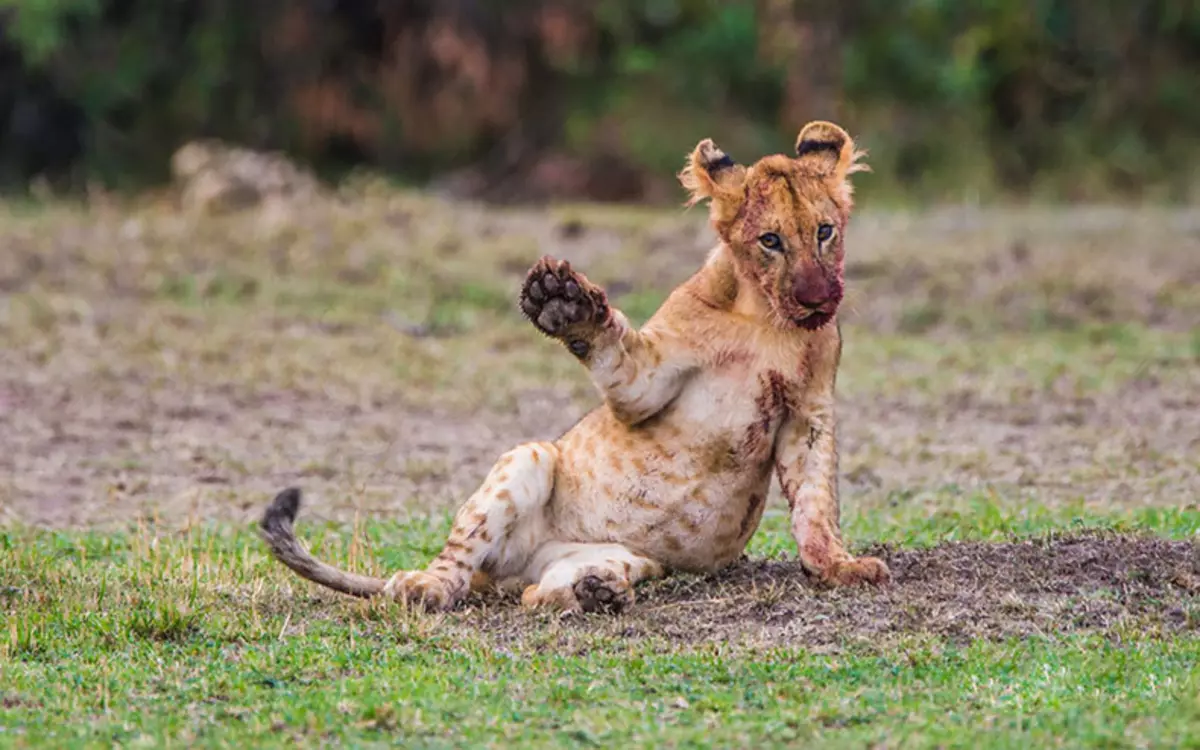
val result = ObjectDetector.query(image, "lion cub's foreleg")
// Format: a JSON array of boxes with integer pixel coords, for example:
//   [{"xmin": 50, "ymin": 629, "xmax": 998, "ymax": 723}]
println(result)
[
  {"xmin": 519, "ymin": 542, "xmax": 665, "ymax": 614},
  {"xmin": 383, "ymin": 442, "xmax": 557, "ymax": 610},
  {"xmin": 519, "ymin": 256, "xmax": 695, "ymax": 425},
  {"xmin": 775, "ymin": 408, "xmax": 890, "ymax": 587}
]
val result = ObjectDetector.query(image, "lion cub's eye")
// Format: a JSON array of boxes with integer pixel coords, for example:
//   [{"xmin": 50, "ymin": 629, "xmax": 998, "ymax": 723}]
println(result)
[
  {"xmin": 758, "ymin": 232, "xmax": 783, "ymax": 252},
  {"xmin": 816, "ymin": 224, "xmax": 835, "ymax": 243}
]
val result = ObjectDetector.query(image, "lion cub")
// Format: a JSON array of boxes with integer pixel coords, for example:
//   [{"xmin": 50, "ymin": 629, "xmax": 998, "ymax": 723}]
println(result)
[{"xmin": 261, "ymin": 120, "xmax": 890, "ymax": 613}]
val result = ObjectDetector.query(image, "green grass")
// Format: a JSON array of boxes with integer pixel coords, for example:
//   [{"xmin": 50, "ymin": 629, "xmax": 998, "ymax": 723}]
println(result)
[
  {"xmin": 3, "ymin": 501, "xmax": 1199, "ymax": 747},
  {"xmin": 750, "ymin": 494, "xmax": 1200, "ymax": 558},
  {"xmin": 5, "ymin": 634, "xmax": 1199, "ymax": 748}
]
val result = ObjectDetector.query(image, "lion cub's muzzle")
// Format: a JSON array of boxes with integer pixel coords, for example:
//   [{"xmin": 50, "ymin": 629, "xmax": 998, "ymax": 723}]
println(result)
[{"xmin": 789, "ymin": 272, "xmax": 843, "ymax": 329}]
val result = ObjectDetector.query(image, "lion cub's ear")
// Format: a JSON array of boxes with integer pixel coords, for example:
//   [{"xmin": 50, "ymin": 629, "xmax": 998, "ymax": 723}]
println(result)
[
  {"xmin": 794, "ymin": 121, "xmax": 869, "ymax": 186},
  {"xmin": 678, "ymin": 138, "xmax": 746, "ymax": 225}
]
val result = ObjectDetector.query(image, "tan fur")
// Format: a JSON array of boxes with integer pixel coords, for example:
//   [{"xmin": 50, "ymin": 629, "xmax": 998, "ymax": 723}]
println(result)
[{"xmin": 260, "ymin": 120, "xmax": 890, "ymax": 614}]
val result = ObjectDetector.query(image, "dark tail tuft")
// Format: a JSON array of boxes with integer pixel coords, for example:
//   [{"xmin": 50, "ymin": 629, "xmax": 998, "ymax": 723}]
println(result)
[
  {"xmin": 262, "ymin": 487, "xmax": 302, "ymax": 535},
  {"xmin": 257, "ymin": 486, "xmax": 387, "ymax": 599}
]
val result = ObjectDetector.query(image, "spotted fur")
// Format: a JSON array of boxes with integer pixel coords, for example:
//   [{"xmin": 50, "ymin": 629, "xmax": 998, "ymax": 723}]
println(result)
[{"xmin": 260, "ymin": 120, "xmax": 889, "ymax": 614}]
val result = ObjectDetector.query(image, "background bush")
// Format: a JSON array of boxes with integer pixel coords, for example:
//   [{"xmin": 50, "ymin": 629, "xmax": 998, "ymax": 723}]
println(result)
[{"xmin": 1, "ymin": 0, "xmax": 1198, "ymax": 203}]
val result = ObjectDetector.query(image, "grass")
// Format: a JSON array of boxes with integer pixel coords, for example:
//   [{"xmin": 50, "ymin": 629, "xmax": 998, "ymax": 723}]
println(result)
[
  {"xmin": 6, "ymin": 635, "xmax": 1200, "ymax": 747},
  {"xmin": 2, "ymin": 187, "xmax": 1199, "ymax": 746},
  {"xmin": 3, "ymin": 503, "xmax": 1199, "ymax": 747}
]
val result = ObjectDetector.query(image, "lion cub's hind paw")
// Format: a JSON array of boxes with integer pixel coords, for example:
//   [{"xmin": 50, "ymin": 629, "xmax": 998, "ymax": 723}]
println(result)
[
  {"xmin": 572, "ymin": 568, "xmax": 635, "ymax": 614},
  {"xmin": 382, "ymin": 570, "xmax": 462, "ymax": 612},
  {"xmin": 520, "ymin": 566, "xmax": 635, "ymax": 615}
]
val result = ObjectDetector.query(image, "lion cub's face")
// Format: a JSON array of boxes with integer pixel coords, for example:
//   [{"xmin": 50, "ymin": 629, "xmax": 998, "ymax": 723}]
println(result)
[{"xmin": 678, "ymin": 121, "xmax": 868, "ymax": 329}]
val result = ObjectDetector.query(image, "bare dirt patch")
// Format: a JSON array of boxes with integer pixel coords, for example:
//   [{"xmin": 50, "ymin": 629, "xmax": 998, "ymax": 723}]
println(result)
[{"xmin": 451, "ymin": 532, "xmax": 1199, "ymax": 649}]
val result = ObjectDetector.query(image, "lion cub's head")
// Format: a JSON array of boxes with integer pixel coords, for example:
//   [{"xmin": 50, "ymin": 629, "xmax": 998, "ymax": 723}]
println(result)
[{"xmin": 679, "ymin": 121, "xmax": 868, "ymax": 330}]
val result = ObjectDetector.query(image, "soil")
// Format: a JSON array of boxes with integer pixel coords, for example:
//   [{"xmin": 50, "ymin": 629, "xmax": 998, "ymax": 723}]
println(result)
[{"xmin": 451, "ymin": 532, "xmax": 1200, "ymax": 649}]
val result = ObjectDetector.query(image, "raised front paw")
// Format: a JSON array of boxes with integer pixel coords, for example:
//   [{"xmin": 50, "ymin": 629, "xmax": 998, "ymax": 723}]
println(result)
[{"xmin": 518, "ymin": 256, "xmax": 609, "ymax": 352}]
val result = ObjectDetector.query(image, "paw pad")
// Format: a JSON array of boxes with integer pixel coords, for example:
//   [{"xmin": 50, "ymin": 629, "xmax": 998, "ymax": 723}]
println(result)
[
  {"xmin": 572, "ymin": 571, "xmax": 633, "ymax": 614},
  {"xmin": 519, "ymin": 256, "xmax": 609, "ymax": 344}
]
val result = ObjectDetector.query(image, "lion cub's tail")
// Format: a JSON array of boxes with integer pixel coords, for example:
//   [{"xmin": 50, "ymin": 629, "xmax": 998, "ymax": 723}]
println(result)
[{"xmin": 259, "ymin": 487, "xmax": 387, "ymax": 599}]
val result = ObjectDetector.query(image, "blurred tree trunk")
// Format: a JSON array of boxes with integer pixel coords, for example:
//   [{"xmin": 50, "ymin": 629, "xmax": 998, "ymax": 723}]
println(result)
[{"xmin": 757, "ymin": 0, "xmax": 844, "ymax": 129}]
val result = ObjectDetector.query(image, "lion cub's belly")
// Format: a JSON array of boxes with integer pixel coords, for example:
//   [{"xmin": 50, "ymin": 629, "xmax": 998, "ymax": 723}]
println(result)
[{"xmin": 550, "ymin": 372, "xmax": 789, "ymax": 572}]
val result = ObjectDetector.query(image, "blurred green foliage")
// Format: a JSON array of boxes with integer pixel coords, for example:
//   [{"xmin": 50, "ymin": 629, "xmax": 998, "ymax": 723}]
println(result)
[
  {"xmin": 1, "ymin": 0, "xmax": 1198, "ymax": 202},
  {"xmin": 0, "ymin": 0, "xmax": 99, "ymax": 64}
]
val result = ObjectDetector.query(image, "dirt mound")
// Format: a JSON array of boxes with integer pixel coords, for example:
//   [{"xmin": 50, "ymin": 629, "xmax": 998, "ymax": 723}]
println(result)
[{"xmin": 466, "ymin": 532, "xmax": 1199, "ymax": 648}]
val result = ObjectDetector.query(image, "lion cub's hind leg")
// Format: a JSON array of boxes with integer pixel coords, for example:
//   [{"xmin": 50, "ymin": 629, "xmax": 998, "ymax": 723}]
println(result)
[
  {"xmin": 520, "ymin": 543, "xmax": 666, "ymax": 614},
  {"xmin": 384, "ymin": 442, "xmax": 557, "ymax": 610}
]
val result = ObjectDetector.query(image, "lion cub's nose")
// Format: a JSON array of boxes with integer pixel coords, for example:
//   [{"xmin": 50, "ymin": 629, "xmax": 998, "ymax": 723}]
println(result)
[
  {"xmin": 793, "ymin": 287, "xmax": 838, "ymax": 311},
  {"xmin": 791, "ymin": 268, "xmax": 838, "ymax": 310}
]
